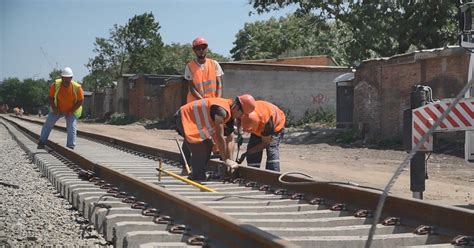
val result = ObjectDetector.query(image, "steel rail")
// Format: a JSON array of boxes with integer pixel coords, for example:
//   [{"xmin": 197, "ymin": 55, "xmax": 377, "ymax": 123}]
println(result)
[
  {"xmin": 5, "ymin": 115, "xmax": 474, "ymax": 239},
  {"xmin": 1, "ymin": 115, "xmax": 294, "ymax": 247}
]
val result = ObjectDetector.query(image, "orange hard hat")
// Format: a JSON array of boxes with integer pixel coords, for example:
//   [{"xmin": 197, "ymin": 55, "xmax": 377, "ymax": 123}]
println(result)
[
  {"xmin": 192, "ymin": 37, "xmax": 208, "ymax": 48},
  {"xmin": 236, "ymin": 94, "xmax": 256, "ymax": 115},
  {"xmin": 241, "ymin": 112, "xmax": 259, "ymax": 133}
]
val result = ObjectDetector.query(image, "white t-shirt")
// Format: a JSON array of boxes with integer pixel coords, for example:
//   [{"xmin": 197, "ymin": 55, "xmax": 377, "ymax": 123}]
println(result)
[{"xmin": 184, "ymin": 59, "xmax": 224, "ymax": 80}]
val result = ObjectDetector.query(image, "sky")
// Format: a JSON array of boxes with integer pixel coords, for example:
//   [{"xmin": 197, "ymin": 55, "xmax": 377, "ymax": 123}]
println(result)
[{"xmin": 1, "ymin": 0, "xmax": 297, "ymax": 82}]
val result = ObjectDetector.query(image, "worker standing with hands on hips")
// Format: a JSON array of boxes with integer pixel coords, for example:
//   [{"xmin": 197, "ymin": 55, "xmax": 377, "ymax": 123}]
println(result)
[
  {"xmin": 175, "ymin": 94, "xmax": 256, "ymax": 181},
  {"xmin": 237, "ymin": 101, "xmax": 286, "ymax": 172},
  {"xmin": 37, "ymin": 67, "xmax": 84, "ymax": 150}
]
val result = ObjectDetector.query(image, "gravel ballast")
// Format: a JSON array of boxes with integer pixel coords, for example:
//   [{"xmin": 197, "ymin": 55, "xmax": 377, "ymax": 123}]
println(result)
[{"xmin": 0, "ymin": 124, "xmax": 108, "ymax": 247}]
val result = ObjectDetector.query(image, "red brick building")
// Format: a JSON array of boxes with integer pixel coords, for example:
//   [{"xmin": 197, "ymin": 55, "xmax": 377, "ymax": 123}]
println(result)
[{"xmin": 353, "ymin": 46, "xmax": 470, "ymax": 142}]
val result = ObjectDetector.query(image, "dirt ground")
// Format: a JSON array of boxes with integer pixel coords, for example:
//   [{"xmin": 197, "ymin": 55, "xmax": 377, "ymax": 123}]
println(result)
[{"xmin": 25, "ymin": 116, "xmax": 474, "ymax": 209}]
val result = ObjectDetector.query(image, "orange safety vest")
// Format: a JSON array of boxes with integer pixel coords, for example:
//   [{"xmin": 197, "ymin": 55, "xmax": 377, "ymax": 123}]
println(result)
[
  {"xmin": 245, "ymin": 101, "xmax": 285, "ymax": 137},
  {"xmin": 186, "ymin": 59, "xmax": 218, "ymax": 103},
  {"xmin": 52, "ymin": 79, "xmax": 83, "ymax": 118},
  {"xmin": 180, "ymin": 98, "xmax": 232, "ymax": 144}
]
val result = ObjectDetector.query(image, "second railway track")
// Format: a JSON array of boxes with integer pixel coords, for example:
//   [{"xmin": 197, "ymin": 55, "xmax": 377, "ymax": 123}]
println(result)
[{"xmin": 1, "ymin": 114, "xmax": 473, "ymax": 248}]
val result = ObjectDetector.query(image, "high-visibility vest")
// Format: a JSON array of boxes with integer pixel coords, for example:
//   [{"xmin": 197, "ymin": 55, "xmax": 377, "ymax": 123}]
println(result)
[
  {"xmin": 186, "ymin": 59, "xmax": 218, "ymax": 103},
  {"xmin": 52, "ymin": 79, "xmax": 83, "ymax": 119},
  {"xmin": 247, "ymin": 101, "xmax": 285, "ymax": 137},
  {"xmin": 180, "ymin": 98, "xmax": 231, "ymax": 144}
]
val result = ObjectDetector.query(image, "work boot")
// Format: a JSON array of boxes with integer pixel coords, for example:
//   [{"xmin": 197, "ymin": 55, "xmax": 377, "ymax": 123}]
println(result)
[{"xmin": 37, "ymin": 142, "xmax": 45, "ymax": 149}]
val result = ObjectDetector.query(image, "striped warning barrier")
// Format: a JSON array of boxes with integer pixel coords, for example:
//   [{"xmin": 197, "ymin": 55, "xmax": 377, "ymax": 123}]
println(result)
[{"xmin": 412, "ymin": 98, "xmax": 474, "ymax": 151}]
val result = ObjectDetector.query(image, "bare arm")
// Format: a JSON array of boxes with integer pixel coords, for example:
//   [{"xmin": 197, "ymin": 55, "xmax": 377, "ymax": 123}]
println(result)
[
  {"xmin": 246, "ymin": 135, "xmax": 272, "ymax": 155},
  {"xmin": 188, "ymin": 80, "xmax": 203, "ymax": 100},
  {"xmin": 214, "ymin": 115, "xmax": 228, "ymax": 160},
  {"xmin": 216, "ymin": 76, "xmax": 222, "ymax": 97},
  {"xmin": 48, "ymin": 97, "xmax": 57, "ymax": 113},
  {"xmin": 71, "ymin": 100, "xmax": 83, "ymax": 112}
]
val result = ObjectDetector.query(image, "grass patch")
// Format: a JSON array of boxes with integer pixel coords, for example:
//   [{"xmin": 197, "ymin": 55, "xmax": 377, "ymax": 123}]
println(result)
[{"xmin": 336, "ymin": 128, "xmax": 359, "ymax": 144}]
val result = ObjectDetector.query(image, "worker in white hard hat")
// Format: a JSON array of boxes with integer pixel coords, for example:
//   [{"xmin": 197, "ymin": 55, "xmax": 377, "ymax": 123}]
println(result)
[{"xmin": 37, "ymin": 67, "xmax": 84, "ymax": 149}]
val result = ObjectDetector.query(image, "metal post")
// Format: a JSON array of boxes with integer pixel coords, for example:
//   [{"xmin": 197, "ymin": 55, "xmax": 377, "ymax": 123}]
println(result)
[{"xmin": 409, "ymin": 85, "xmax": 427, "ymax": 199}]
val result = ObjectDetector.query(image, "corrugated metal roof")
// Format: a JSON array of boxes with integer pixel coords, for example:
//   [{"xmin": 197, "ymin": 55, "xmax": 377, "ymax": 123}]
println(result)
[{"xmin": 333, "ymin": 72, "xmax": 354, "ymax": 83}]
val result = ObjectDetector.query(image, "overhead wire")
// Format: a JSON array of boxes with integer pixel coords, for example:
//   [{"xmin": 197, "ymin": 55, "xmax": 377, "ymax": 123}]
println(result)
[{"xmin": 365, "ymin": 77, "xmax": 474, "ymax": 248}]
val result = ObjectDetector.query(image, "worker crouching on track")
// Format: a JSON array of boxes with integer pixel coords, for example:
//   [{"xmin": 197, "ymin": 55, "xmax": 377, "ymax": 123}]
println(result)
[
  {"xmin": 237, "ymin": 101, "xmax": 286, "ymax": 172},
  {"xmin": 175, "ymin": 95, "xmax": 256, "ymax": 181},
  {"xmin": 37, "ymin": 67, "xmax": 83, "ymax": 150}
]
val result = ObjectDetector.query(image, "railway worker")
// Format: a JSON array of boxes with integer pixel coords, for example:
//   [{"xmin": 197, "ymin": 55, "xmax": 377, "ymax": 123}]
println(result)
[
  {"xmin": 184, "ymin": 36, "xmax": 223, "ymax": 103},
  {"xmin": 237, "ymin": 100, "xmax": 286, "ymax": 172},
  {"xmin": 182, "ymin": 37, "xmax": 225, "ymax": 163},
  {"xmin": 175, "ymin": 94, "xmax": 256, "ymax": 181},
  {"xmin": 37, "ymin": 67, "xmax": 84, "ymax": 150}
]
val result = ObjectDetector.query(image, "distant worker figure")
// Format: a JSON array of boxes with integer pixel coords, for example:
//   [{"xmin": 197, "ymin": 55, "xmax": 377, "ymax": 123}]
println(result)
[
  {"xmin": 175, "ymin": 95, "xmax": 256, "ymax": 181},
  {"xmin": 184, "ymin": 37, "xmax": 224, "ymax": 103},
  {"xmin": 237, "ymin": 101, "xmax": 286, "ymax": 172},
  {"xmin": 13, "ymin": 107, "xmax": 19, "ymax": 116},
  {"xmin": 37, "ymin": 67, "xmax": 84, "ymax": 149}
]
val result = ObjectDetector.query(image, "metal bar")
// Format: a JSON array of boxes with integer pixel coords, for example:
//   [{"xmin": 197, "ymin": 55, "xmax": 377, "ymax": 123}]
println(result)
[
  {"xmin": 175, "ymin": 138, "xmax": 191, "ymax": 174},
  {"xmin": 155, "ymin": 167, "xmax": 216, "ymax": 193},
  {"xmin": 2, "ymin": 116, "xmax": 292, "ymax": 247}
]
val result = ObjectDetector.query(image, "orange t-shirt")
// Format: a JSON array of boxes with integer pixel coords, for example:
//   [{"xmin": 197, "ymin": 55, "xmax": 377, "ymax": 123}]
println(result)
[{"xmin": 48, "ymin": 82, "xmax": 84, "ymax": 113}]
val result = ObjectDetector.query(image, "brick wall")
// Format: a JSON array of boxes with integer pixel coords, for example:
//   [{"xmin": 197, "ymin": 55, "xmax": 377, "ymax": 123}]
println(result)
[{"xmin": 354, "ymin": 47, "xmax": 469, "ymax": 142}]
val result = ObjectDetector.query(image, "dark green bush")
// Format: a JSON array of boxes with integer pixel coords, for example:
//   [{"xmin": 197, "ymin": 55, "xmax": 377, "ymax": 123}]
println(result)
[
  {"xmin": 336, "ymin": 128, "xmax": 359, "ymax": 144},
  {"xmin": 296, "ymin": 109, "xmax": 336, "ymax": 127}
]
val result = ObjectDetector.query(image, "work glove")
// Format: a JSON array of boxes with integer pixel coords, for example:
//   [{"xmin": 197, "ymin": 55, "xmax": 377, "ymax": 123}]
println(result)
[
  {"xmin": 224, "ymin": 159, "xmax": 239, "ymax": 174},
  {"xmin": 237, "ymin": 133, "xmax": 243, "ymax": 147},
  {"xmin": 236, "ymin": 152, "xmax": 247, "ymax": 164}
]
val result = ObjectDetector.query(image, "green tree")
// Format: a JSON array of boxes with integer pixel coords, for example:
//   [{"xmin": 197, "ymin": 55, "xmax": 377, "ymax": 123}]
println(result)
[
  {"xmin": 86, "ymin": 12, "xmax": 164, "ymax": 90},
  {"xmin": 48, "ymin": 69, "xmax": 62, "ymax": 82},
  {"xmin": 230, "ymin": 14, "xmax": 339, "ymax": 61},
  {"xmin": 0, "ymin": 77, "xmax": 49, "ymax": 113},
  {"xmin": 0, "ymin": 78, "xmax": 22, "ymax": 106},
  {"xmin": 248, "ymin": 1, "xmax": 459, "ymax": 64}
]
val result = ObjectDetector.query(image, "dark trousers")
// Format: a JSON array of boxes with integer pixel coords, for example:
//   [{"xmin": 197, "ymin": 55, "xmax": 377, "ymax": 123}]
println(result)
[
  {"xmin": 175, "ymin": 111, "xmax": 212, "ymax": 181},
  {"xmin": 246, "ymin": 132, "xmax": 284, "ymax": 172}
]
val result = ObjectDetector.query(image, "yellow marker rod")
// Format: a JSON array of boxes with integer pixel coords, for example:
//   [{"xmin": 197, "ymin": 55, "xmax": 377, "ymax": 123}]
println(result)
[
  {"xmin": 155, "ymin": 168, "xmax": 216, "ymax": 193},
  {"xmin": 158, "ymin": 159, "xmax": 162, "ymax": 182}
]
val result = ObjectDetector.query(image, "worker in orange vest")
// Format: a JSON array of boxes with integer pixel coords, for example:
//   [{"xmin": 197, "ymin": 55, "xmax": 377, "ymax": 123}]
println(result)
[
  {"xmin": 184, "ymin": 37, "xmax": 223, "ymax": 103},
  {"xmin": 175, "ymin": 94, "xmax": 256, "ymax": 181},
  {"xmin": 37, "ymin": 67, "xmax": 84, "ymax": 149},
  {"xmin": 183, "ymin": 37, "xmax": 225, "ymax": 164},
  {"xmin": 237, "ymin": 101, "xmax": 286, "ymax": 171}
]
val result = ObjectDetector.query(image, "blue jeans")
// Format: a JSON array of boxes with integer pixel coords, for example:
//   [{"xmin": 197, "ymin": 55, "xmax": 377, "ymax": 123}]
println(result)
[
  {"xmin": 39, "ymin": 112, "xmax": 77, "ymax": 149},
  {"xmin": 246, "ymin": 131, "xmax": 284, "ymax": 172}
]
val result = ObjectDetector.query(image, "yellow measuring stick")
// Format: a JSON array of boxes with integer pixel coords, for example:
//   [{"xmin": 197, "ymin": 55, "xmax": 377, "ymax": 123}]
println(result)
[{"xmin": 155, "ymin": 167, "xmax": 216, "ymax": 193}]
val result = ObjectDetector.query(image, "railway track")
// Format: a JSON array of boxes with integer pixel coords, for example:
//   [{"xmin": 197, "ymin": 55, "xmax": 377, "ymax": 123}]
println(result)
[{"xmin": 1, "ymin": 114, "xmax": 473, "ymax": 248}]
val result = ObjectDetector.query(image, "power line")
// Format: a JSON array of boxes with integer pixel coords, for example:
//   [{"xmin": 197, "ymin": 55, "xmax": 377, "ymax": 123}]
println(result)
[{"xmin": 39, "ymin": 46, "xmax": 58, "ymax": 71}]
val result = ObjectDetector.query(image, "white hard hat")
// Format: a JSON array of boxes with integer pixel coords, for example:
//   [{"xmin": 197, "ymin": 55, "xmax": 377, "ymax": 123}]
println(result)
[{"xmin": 61, "ymin": 67, "xmax": 73, "ymax": 77}]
